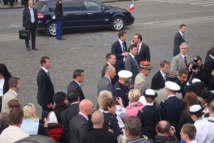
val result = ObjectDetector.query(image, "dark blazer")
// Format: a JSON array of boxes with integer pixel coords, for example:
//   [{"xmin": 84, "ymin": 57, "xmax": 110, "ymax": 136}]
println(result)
[
  {"xmin": 151, "ymin": 71, "xmax": 165, "ymax": 90},
  {"xmin": 111, "ymin": 40, "xmax": 127, "ymax": 72},
  {"xmin": 61, "ymin": 103, "xmax": 79, "ymax": 143},
  {"xmin": 124, "ymin": 54, "xmax": 140, "ymax": 85},
  {"xmin": 37, "ymin": 69, "xmax": 54, "ymax": 106},
  {"xmin": 204, "ymin": 55, "xmax": 214, "ymax": 90},
  {"xmin": 175, "ymin": 79, "xmax": 186, "ymax": 98},
  {"xmin": 97, "ymin": 76, "xmax": 113, "ymax": 95},
  {"xmin": 101, "ymin": 63, "xmax": 118, "ymax": 86},
  {"xmin": 173, "ymin": 32, "xmax": 185, "ymax": 56},
  {"xmin": 55, "ymin": 1, "xmax": 63, "ymax": 20},
  {"xmin": 23, "ymin": 7, "xmax": 38, "ymax": 29},
  {"xmin": 69, "ymin": 114, "xmax": 90, "ymax": 143},
  {"xmin": 136, "ymin": 43, "xmax": 150, "ymax": 64},
  {"xmin": 67, "ymin": 80, "xmax": 85, "ymax": 101},
  {"xmin": 3, "ymin": 77, "xmax": 11, "ymax": 95},
  {"xmin": 159, "ymin": 96, "xmax": 185, "ymax": 129}
]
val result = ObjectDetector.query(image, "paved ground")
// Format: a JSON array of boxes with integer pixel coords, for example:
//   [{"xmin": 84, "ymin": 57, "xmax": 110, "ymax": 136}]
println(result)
[{"xmin": 0, "ymin": 0, "xmax": 214, "ymax": 116}]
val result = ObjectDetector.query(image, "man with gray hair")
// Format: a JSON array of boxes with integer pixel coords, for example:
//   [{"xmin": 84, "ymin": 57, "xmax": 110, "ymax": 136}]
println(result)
[
  {"xmin": 125, "ymin": 117, "xmax": 149, "ymax": 143},
  {"xmin": 170, "ymin": 43, "xmax": 189, "ymax": 75},
  {"xmin": 82, "ymin": 111, "xmax": 117, "ymax": 143}
]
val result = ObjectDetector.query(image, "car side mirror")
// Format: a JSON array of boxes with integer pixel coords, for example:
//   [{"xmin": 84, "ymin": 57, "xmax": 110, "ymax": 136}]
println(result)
[{"xmin": 102, "ymin": 6, "xmax": 108, "ymax": 11}]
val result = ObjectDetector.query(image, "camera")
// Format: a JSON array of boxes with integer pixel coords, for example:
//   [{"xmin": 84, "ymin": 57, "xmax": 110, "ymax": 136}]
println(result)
[{"xmin": 193, "ymin": 57, "xmax": 198, "ymax": 63}]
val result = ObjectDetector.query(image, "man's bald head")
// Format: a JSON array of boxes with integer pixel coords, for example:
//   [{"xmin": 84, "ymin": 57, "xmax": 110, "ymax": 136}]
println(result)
[
  {"xmin": 79, "ymin": 99, "xmax": 94, "ymax": 116},
  {"xmin": 105, "ymin": 66, "xmax": 116, "ymax": 79},
  {"xmin": 91, "ymin": 111, "xmax": 104, "ymax": 126},
  {"xmin": 156, "ymin": 120, "xmax": 170, "ymax": 135}
]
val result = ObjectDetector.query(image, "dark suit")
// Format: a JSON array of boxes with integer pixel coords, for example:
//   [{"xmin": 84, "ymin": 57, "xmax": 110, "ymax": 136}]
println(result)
[
  {"xmin": 111, "ymin": 40, "xmax": 127, "ymax": 72},
  {"xmin": 173, "ymin": 32, "xmax": 185, "ymax": 56},
  {"xmin": 124, "ymin": 54, "xmax": 140, "ymax": 85},
  {"xmin": 101, "ymin": 63, "xmax": 118, "ymax": 86},
  {"xmin": 175, "ymin": 79, "xmax": 186, "ymax": 98},
  {"xmin": 151, "ymin": 71, "xmax": 165, "ymax": 90},
  {"xmin": 67, "ymin": 81, "xmax": 85, "ymax": 101},
  {"xmin": 61, "ymin": 103, "xmax": 79, "ymax": 143},
  {"xmin": 23, "ymin": 7, "xmax": 38, "ymax": 48},
  {"xmin": 69, "ymin": 114, "xmax": 90, "ymax": 143},
  {"xmin": 159, "ymin": 96, "xmax": 185, "ymax": 129},
  {"xmin": 136, "ymin": 43, "xmax": 150, "ymax": 64},
  {"xmin": 37, "ymin": 68, "xmax": 54, "ymax": 112},
  {"xmin": 204, "ymin": 55, "xmax": 214, "ymax": 90}
]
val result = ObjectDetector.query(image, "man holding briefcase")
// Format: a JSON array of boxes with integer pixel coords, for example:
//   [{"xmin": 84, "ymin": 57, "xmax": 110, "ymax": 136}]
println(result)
[{"xmin": 22, "ymin": 0, "xmax": 38, "ymax": 51}]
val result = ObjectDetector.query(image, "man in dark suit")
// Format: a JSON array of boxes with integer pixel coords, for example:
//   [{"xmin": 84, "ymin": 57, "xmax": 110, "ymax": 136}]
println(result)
[
  {"xmin": 67, "ymin": 69, "xmax": 85, "ymax": 101},
  {"xmin": 111, "ymin": 31, "xmax": 129, "ymax": 73},
  {"xmin": 69, "ymin": 99, "xmax": 94, "ymax": 143},
  {"xmin": 173, "ymin": 24, "xmax": 186, "ymax": 56},
  {"xmin": 132, "ymin": 34, "xmax": 150, "ymax": 64},
  {"xmin": 125, "ymin": 44, "xmax": 140, "ymax": 88},
  {"xmin": 175, "ymin": 68, "xmax": 188, "ymax": 98},
  {"xmin": 55, "ymin": 0, "xmax": 64, "ymax": 40},
  {"xmin": 22, "ymin": 0, "xmax": 38, "ymax": 51},
  {"xmin": 151, "ymin": 60, "xmax": 170, "ymax": 90},
  {"xmin": 159, "ymin": 81, "xmax": 185, "ymax": 130},
  {"xmin": 101, "ymin": 53, "xmax": 117, "ymax": 86},
  {"xmin": 37, "ymin": 56, "xmax": 54, "ymax": 112},
  {"xmin": 61, "ymin": 91, "xmax": 80, "ymax": 143}
]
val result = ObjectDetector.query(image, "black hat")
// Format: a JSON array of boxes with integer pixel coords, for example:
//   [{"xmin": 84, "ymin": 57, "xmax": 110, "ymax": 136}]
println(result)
[{"xmin": 193, "ymin": 82, "xmax": 206, "ymax": 90}]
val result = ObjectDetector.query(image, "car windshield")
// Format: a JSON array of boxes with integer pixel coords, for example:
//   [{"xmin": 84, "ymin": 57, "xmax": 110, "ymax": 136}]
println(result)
[{"xmin": 34, "ymin": 1, "xmax": 48, "ymax": 12}]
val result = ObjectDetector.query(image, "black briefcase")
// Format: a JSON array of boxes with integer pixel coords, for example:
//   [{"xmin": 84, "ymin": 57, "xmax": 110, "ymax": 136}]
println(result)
[{"xmin": 19, "ymin": 30, "xmax": 30, "ymax": 40}]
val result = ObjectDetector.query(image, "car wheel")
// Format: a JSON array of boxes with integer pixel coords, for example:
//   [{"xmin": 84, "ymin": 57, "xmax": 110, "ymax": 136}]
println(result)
[
  {"xmin": 111, "ymin": 17, "xmax": 124, "ymax": 31},
  {"xmin": 46, "ymin": 21, "xmax": 56, "ymax": 37}
]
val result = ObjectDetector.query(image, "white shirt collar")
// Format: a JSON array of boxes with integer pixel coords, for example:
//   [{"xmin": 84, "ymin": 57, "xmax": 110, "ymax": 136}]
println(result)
[
  {"xmin": 160, "ymin": 70, "xmax": 166, "ymax": 78},
  {"xmin": 210, "ymin": 54, "xmax": 214, "ymax": 60},
  {"xmin": 119, "ymin": 39, "xmax": 123, "ymax": 44},
  {"xmin": 180, "ymin": 53, "xmax": 186, "ymax": 58},
  {"xmin": 99, "ymin": 108, "xmax": 104, "ymax": 112},
  {"xmin": 105, "ymin": 75, "xmax": 111, "ymax": 81},
  {"xmin": 129, "ymin": 53, "xmax": 135, "ymax": 59},
  {"xmin": 167, "ymin": 94, "xmax": 176, "ymax": 99},
  {"xmin": 145, "ymin": 102, "xmax": 154, "ymax": 106},
  {"xmin": 74, "ymin": 80, "xmax": 81, "ymax": 86},
  {"xmin": 106, "ymin": 62, "xmax": 111, "ymax": 66},
  {"xmin": 41, "ymin": 67, "xmax": 48, "ymax": 73},
  {"xmin": 71, "ymin": 101, "xmax": 79, "ymax": 105},
  {"xmin": 179, "ymin": 31, "xmax": 183, "ymax": 36},
  {"xmin": 9, "ymin": 89, "xmax": 17, "ymax": 97}
]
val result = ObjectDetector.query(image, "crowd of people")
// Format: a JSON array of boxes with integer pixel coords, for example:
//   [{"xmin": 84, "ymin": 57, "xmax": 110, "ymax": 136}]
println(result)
[{"xmin": 0, "ymin": 24, "xmax": 214, "ymax": 143}]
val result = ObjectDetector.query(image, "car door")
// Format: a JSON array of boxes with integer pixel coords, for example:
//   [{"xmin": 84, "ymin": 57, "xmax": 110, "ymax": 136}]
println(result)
[
  {"xmin": 82, "ymin": 0, "xmax": 111, "ymax": 27},
  {"xmin": 63, "ymin": 0, "xmax": 87, "ymax": 28}
]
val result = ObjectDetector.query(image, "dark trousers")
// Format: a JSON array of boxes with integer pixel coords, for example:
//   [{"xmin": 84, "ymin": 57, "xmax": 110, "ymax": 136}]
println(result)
[
  {"xmin": 56, "ymin": 20, "xmax": 63, "ymax": 40},
  {"xmin": 25, "ymin": 23, "xmax": 36, "ymax": 48},
  {"xmin": 3, "ymin": 0, "xmax": 8, "ymax": 5},
  {"xmin": 42, "ymin": 105, "xmax": 53, "ymax": 113}
]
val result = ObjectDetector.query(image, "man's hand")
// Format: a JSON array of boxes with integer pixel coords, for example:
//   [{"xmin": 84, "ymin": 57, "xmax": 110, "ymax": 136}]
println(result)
[
  {"xmin": 122, "ymin": 52, "xmax": 129, "ymax": 57},
  {"xmin": 211, "ymin": 69, "xmax": 214, "ymax": 76},
  {"xmin": 47, "ymin": 103, "xmax": 53, "ymax": 109},
  {"xmin": 117, "ymin": 97, "xmax": 124, "ymax": 108}
]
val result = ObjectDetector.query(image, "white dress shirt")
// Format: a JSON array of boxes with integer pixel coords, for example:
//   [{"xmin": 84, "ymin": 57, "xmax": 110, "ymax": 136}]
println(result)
[{"xmin": 0, "ymin": 78, "xmax": 5, "ymax": 96}]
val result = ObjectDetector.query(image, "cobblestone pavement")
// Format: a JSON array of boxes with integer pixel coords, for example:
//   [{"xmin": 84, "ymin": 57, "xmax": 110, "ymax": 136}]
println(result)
[{"xmin": 0, "ymin": 0, "xmax": 214, "ymax": 116}]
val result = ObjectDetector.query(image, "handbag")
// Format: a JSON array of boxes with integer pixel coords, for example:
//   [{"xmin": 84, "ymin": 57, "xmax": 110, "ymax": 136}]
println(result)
[{"xmin": 19, "ymin": 30, "xmax": 30, "ymax": 40}]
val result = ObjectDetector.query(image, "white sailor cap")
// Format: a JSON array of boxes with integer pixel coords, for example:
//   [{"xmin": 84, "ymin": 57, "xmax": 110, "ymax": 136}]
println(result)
[
  {"xmin": 192, "ymin": 78, "xmax": 201, "ymax": 84},
  {"xmin": 144, "ymin": 89, "xmax": 157, "ymax": 98},
  {"xmin": 118, "ymin": 70, "xmax": 132, "ymax": 82},
  {"xmin": 189, "ymin": 105, "xmax": 203, "ymax": 116},
  {"xmin": 165, "ymin": 81, "xmax": 180, "ymax": 91}
]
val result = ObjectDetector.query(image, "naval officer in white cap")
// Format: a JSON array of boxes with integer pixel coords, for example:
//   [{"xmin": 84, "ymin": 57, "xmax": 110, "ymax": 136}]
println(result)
[
  {"xmin": 112, "ymin": 70, "xmax": 132, "ymax": 107},
  {"xmin": 189, "ymin": 104, "xmax": 214, "ymax": 143},
  {"xmin": 159, "ymin": 81, "xmax": 185, "ymax": 131}
]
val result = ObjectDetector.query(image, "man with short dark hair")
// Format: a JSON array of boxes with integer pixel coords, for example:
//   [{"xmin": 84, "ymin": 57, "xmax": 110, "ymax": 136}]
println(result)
[
  {"xmin": 111, "ymin": 31, "xmax": 129, "ymax": 72},
  {"xmin": 173, "ymin": 24, "xmax": 186, "ymax": 56},
  {"xmin": 151, "ymin": 60, "xmax": 170, "ymax": 90},
  {"xmin": 67, "ymin": 69, "xmax": 85, "ymax": 101},
  {"xmin": 82, "ymin": 111, "xmax": 117, "ymax": 143},
  {"xmin": 132, "ymin": 33, "xmax": 150, "ymax": 64},
  {"xmin": 1, "ymin": 77, "xmax": 21, "ymax": 113},
  {"xmin": 37, "ymin": 56, "xmax": 54, "ymax": 113},
  {"xmin": 153, "ymin": 120, "xmax": 178, "ymax": 143},
  {"xmin": 175, "ymin": 68, "xmax": 189, "ymax": 98},
  {"xmin": 61, "ymin": 91, "xmax": 80, "ymax": 143},
  {"xmin": 101, "ymin": 53, "xmax": 117, "ymax": 85},
  {"xmin": 180, "ymin": 123, "xmax": 197, "ymax": 143},
  {"xmin": 0, "ymin": 108, "xmax": 29, "ymax": 142},
  {"xmin": 125, "ymin": 116, "xmax": 149, "ymax": 143}
]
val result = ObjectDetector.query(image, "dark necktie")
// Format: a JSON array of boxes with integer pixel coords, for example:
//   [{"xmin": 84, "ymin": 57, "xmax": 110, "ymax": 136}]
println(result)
[
  {"xmin": 184, "ymin": 56, "xmax": 188, "ymax": 68},
  {"xmin": 134, "ymin": 57, "xmax": 140, "ymax": 71},
  {"xmin": 47, "ymin": 71, "xmax": 50, "ymax": 77}
]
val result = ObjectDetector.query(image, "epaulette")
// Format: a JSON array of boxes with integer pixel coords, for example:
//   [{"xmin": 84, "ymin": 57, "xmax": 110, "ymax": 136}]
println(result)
[{"xmin": 116, "ymin": 88, "xmax": 121, "ymax": 90}]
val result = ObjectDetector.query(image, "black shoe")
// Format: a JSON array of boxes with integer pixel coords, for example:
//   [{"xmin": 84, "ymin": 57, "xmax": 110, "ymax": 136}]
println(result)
[
  {"xmin": 58, "ymin": 38, "xmax": 65, "ymax": 40},
  {"xmin": 32, "ymin": 47, "xmax": 38, "ymax": 50}
]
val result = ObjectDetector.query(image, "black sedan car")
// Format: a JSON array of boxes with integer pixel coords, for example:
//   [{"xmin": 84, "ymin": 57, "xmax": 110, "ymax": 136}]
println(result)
[{"xmin": 34, "ymin": 0, "xmax": 135, "ymax": 36}]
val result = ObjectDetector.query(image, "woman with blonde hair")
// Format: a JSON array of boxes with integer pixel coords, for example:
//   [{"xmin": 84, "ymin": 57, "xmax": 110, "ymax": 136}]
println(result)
[
  {"xmin": 124, "ymin": 89, "xmax": 143, "ymax": 120},
  {"xmin": 21, "ymin": 103, "xmax": 49, "ymax": 136}
]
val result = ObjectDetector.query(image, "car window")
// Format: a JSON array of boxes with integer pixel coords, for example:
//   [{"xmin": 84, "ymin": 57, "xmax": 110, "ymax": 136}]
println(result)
[
  {"xmin": 34, "ymin": 1, "xmax": 48, "ymax": 12},
  {"xmin": 63, "ymin": 1, "xmax": 82, "ymax": 11},
  {"xmin": 83, "ymin": 1, "xmax": 102, "ymax": 11}
]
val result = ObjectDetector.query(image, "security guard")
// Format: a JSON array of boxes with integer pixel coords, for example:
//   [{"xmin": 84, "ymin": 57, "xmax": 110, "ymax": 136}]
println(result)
[
  {"xmin": 137, "ymin": 89, "xmax": 160, "ymax": 139},
  {"xmin": 159, "ymin": 81, "xmax": 185, "ymax": 130},
  {"xmin": 112, "ymin": 70, "xmax": 132, "ymax": 107}
]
